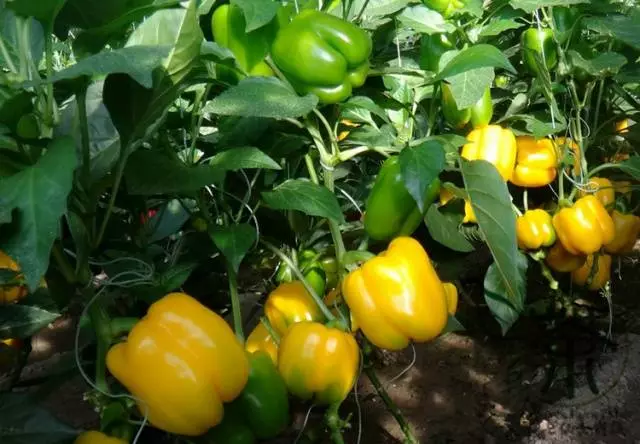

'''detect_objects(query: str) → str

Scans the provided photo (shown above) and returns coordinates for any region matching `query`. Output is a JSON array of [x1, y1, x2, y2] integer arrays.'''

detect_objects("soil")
[[4, 252, 640, 444]]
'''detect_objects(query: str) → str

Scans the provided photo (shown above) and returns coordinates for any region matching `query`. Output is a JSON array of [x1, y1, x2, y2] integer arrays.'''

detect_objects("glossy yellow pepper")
[[439, 188, 476, 223], [572, 254, 612, 291], [245, 321, 279, 365], [545, 242, 587, 273], [342, 237, 450, 350], [552, 196, 615, 255], [278, 322, 359, 405], [74, 431, 126, 444], [605, 211, 640, 254], [264, 281, 327, 336], [511, 136, 557, 187], [442, 282, 458, 315], [579, 177, 615, 210], [461, 125, 517, 181], [615, 118, 630, 134], [0, 251, 27, 304], [106, 293, 249, 436], [516, 209, 556, 250]]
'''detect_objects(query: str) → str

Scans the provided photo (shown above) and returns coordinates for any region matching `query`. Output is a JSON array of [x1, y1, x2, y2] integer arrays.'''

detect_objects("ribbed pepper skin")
[[579, 177, 615, 210], [461, 125, 517, 181], [516, 209, 556, 250], [0, 251, 27, 304], [545, 242, 586, 273], [521, 28, 558, 76], [511, 136, 558, 187], [342, 237, 450, 351], [271, 10, 372, 103], [442, 282, 458, 315], [552, 196, 615, 255], [106, 293, 249, 436], [264, 281, 327, 337], [245, 322, 278, 365], [364, 156, 441, 241], [74, 431, 126, 444], [572, 254, 612, 291], [278, 322, 359, 405], [605, 211, 640, 254], [441, 83, 493, 129]]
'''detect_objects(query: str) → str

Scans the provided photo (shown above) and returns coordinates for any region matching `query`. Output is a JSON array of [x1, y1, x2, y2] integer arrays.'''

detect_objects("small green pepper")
[[521, 28, 558, 76], [441, 83, 493, 129]]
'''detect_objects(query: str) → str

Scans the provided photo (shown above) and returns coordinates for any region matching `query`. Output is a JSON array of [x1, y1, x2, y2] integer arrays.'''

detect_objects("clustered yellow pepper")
[[264, 281, 327, 336], [461, 125, 517, 181], [552, 196, 615, 255], [545, 242, 586, 273], [605, 211, 640, 254], [106, 293, 249, 436], [342, 236, 453, 351], [245, 321, 279, 365], [572, 254, 612, 291], [511, 136, 558, 187], [74, 431, 126, 444], [516, 209, 556, 250], [579, 177, 615, 210]]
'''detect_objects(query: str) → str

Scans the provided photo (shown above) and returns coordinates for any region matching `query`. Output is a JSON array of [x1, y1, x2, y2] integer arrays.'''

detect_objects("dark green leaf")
[[425, 204, 475, 253], [210, 224, 256, 273], [502, 113, 567, 138], [0, 7, 44, 71], [617, 155, 640, 180], [484, 252, 528, 335], [585, 14, 640, 51], [262, 179, 345, 223], [509, 0, 587, 13], [0, 304, 60, 339], [445, 67, 494, 108], [5, 0, 67, 25], [124, 150, 223, 195], [615, 63, 640, 84], [398, 140, 445, 212], [204, 77, 318, 119], [437, 44, 517, 80], [210, 147, 281, 171], [231, 0, 280, 32], [147, 199, 191, 243], [568, 51, 627, 78], [159, 262, 197, 292], [460, 159, 522, 310], [0, 137, 77, 290], [479, 18, 524, 37], [397, 5, 455, 35]]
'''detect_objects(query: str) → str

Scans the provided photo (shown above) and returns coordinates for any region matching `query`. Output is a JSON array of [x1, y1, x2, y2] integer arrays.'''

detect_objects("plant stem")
[[226, 262, 244, 342], [354, 0, 370, 21], [43, 26, 56, 133], [325, 403, 346, 444], [76, 81, 92, 189], [260, 316, 280, 344], [338, 146, 370, 162], [87, 300, 111, 392], [323, 169, 347, 265], [305, 154, 320, 184], [52, 244, 76, 284], [523, 188, 529, 212], [364, 364, 418, 444], [260, 239, 335, 321], [94, 151, 129, 248]]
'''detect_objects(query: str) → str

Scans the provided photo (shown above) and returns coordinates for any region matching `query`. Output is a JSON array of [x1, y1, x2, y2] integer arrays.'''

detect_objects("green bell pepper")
[[419, 33, 454, 73], [208, 351, 290, 443], [364, 156, 441, 241], [441, 83, 493, 129], [211, 4, 289, 79], [271, 10, 372, 104], [275, 249, 327, 297], [422, 0, 465, 18], [521, 28, 558, 77]]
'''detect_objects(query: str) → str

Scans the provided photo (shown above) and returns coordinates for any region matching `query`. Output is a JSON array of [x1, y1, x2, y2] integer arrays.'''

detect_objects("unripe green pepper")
[[364, 156, 441, 241], [208, 351, 290, 443], [441, 83, 493, 129], [419, 33, 454, 73], [422, 0, 465, 18], [275, 249, 327, 298], [521, 28, 558, 76]]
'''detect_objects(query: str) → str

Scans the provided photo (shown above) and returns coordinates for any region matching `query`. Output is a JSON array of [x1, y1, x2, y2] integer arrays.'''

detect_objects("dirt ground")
[[6, 254, 640, 444]]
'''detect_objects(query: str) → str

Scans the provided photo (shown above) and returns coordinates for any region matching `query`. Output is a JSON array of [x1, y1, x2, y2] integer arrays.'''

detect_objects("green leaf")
[[0, 392, 79, 443], [484, 252, 528, 335], [159, 261, 197, 292], [436, 44, 517, 80], [147, 199, 191, 243], [124, 150, 223, 195], [584, 14, 640, 51], [0, 304, 60, 339], [568, 51, 627, 78], [262, 179, 345, 223], [396, 5, 455, 35], [204, 77, 319, 119], [231, 0, 280, 32], [0, 7, 44, 72], [5, 0, 67, 25], [398, 140, 445, 212], [617, 155, 640, 180], [55, 0, 156, 32], [460, 159, 523, 310], [29, 46, 172, 88], [445, 67, 494, 109], [210, 224, 256, 273], [425, 204, 475, 253], [502, 113, 567, 138], [615, 63, 640, 84], [479, 18, 524, 38], [509, 0, 587, 13], [209, 147, 281, 171], [0, 137, 78, 290], [442, 314, 465, 334]]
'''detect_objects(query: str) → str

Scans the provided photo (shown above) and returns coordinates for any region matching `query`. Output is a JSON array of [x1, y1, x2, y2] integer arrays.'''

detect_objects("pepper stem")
[[325, 403, 347, 444], [226, 262, 244, 342]]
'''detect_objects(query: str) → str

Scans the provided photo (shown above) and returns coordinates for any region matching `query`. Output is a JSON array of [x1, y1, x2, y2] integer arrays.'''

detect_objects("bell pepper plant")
[[521, 27, 558, 76], [441, 83, 493, 129], [605, 211, 640, 254], [511, 136, 558, 188], [516, 209, 556, 250], [461, 125, 517, 181]]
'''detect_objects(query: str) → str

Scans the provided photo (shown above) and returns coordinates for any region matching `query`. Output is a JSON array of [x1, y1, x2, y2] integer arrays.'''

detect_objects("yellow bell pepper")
[[552, 196, 615, 255], [264, 281, 327, 336], [545, 242, 587, 273], [278, 322, 359, 405], [510, 136, 558, 187], [572, 254, 612, 291], [106, 292, 249, 436], [442, 282, 458, 315], [74, 431, 126, 444], [516, 209, 556, 250], [439, 188, 476, 223], [605, 211, 640, 254], [579, 177, 615, 210], [342, 236, 450, 351], [555, 137, 581, 176], [324, 288, 358, 332], [0, 251, 27, 304], [461, 125, 517, 181], [615, 118, 630, 134], [245, 321, 279, 365]]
